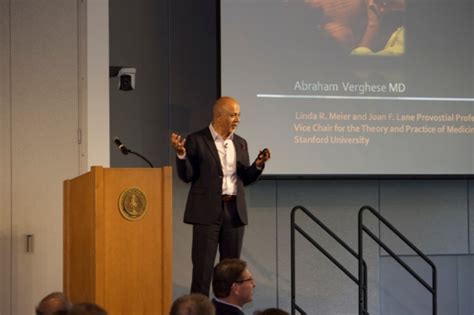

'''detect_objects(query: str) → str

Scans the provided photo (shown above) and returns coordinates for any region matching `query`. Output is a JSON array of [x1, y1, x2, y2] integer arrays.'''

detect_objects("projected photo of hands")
[[221, 0, 473, 175], [303, 0, 405, 56]]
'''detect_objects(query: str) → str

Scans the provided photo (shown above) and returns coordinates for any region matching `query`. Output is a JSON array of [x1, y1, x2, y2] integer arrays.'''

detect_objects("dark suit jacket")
[[212, 299, 244, 315], [176, 127, 262, 225]]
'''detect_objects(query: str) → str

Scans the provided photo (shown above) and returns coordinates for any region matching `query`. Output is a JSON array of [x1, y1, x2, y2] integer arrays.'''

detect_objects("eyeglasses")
[[235, 278, 254, 284]]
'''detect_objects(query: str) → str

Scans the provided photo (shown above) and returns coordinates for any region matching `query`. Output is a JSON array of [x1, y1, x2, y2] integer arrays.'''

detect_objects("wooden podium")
[[63, 166, 172, 315]]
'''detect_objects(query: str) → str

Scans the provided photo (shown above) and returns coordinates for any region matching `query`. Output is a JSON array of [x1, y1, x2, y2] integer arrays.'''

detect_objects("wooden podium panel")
[[64, 166, 172, 315]]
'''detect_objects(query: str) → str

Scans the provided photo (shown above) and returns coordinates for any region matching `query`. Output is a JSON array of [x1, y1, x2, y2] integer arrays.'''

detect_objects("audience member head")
[[68, 303, 107, 315], [212, 258, 256, 307], [36, 292, 72, 315], [253, 308, 289, 315], [170, 293, 215, 315]]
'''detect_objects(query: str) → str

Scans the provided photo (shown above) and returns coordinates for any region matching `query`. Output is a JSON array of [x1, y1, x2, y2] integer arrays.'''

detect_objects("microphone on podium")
[[113, 137, 154, 168], [114, 137, 130, 155]]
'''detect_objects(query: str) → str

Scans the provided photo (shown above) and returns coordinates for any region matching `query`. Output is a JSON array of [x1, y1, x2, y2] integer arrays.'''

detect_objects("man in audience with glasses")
[[212, 258, 256, 315]]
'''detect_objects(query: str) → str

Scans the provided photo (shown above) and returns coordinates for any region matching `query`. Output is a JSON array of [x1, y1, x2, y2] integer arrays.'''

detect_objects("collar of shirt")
[[214, 298, 242, 311], [209, 123, 234, 141]]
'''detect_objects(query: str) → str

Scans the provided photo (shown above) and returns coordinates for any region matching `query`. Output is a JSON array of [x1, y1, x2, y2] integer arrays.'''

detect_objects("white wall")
[[0, 1, 110, 314], [0, 0, 12, 313], [9, 0, 80, 313], [79, 0, 110, 173]]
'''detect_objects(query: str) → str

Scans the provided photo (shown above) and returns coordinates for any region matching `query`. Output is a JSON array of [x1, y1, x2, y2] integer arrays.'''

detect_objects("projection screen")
[[221, 0, 474, 175]]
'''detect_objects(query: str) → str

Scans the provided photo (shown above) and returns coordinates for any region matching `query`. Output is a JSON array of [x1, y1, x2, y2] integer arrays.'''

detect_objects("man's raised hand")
[[170, 132, 186, 156]]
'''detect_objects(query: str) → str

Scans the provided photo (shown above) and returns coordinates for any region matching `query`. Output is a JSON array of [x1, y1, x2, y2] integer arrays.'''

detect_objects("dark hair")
[[169, 293, 215, 315], [35, 292, 72, 315], [253, 308, 289, 315], [36, 311, 68, 315], [212, 259, 247, 298], [68, 303, 107, 315]]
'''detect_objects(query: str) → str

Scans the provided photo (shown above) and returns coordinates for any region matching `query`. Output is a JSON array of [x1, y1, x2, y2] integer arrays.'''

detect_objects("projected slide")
[[221, 0, 474, 175]]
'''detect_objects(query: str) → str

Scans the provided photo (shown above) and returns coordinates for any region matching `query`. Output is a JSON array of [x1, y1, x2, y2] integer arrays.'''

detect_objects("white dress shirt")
[[209, 123, 237, 196]]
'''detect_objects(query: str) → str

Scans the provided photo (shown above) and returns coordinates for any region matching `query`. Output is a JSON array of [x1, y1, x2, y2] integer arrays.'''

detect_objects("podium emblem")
[[119, 187, 147, 220]]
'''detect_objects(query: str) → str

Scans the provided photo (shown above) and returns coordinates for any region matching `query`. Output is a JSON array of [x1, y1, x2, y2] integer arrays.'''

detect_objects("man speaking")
[[170, 96, 271, 296]]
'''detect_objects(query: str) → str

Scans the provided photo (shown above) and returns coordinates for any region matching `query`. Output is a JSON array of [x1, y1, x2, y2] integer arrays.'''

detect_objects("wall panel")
[[109, 0, 169, 169], [0, 0, 12, 313], [241, 180, 278, 314], [469, 180, 473, 254], [458, 255, 474, 315], [10, 0, 79, 313], [276, 180, 380, 315], [380, 180, 468, 255], [380, 255, 458, 315]]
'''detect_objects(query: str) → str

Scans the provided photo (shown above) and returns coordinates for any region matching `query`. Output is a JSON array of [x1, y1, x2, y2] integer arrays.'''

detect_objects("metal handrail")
[[291, 206, 368, 315], [358, 205, 437, 315]]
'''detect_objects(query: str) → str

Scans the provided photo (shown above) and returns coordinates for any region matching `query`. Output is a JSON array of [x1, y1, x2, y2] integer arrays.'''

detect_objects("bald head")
[[212, 96, 238, 118], [211, 96, 240, 138], [36, 292, 71, 315]]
